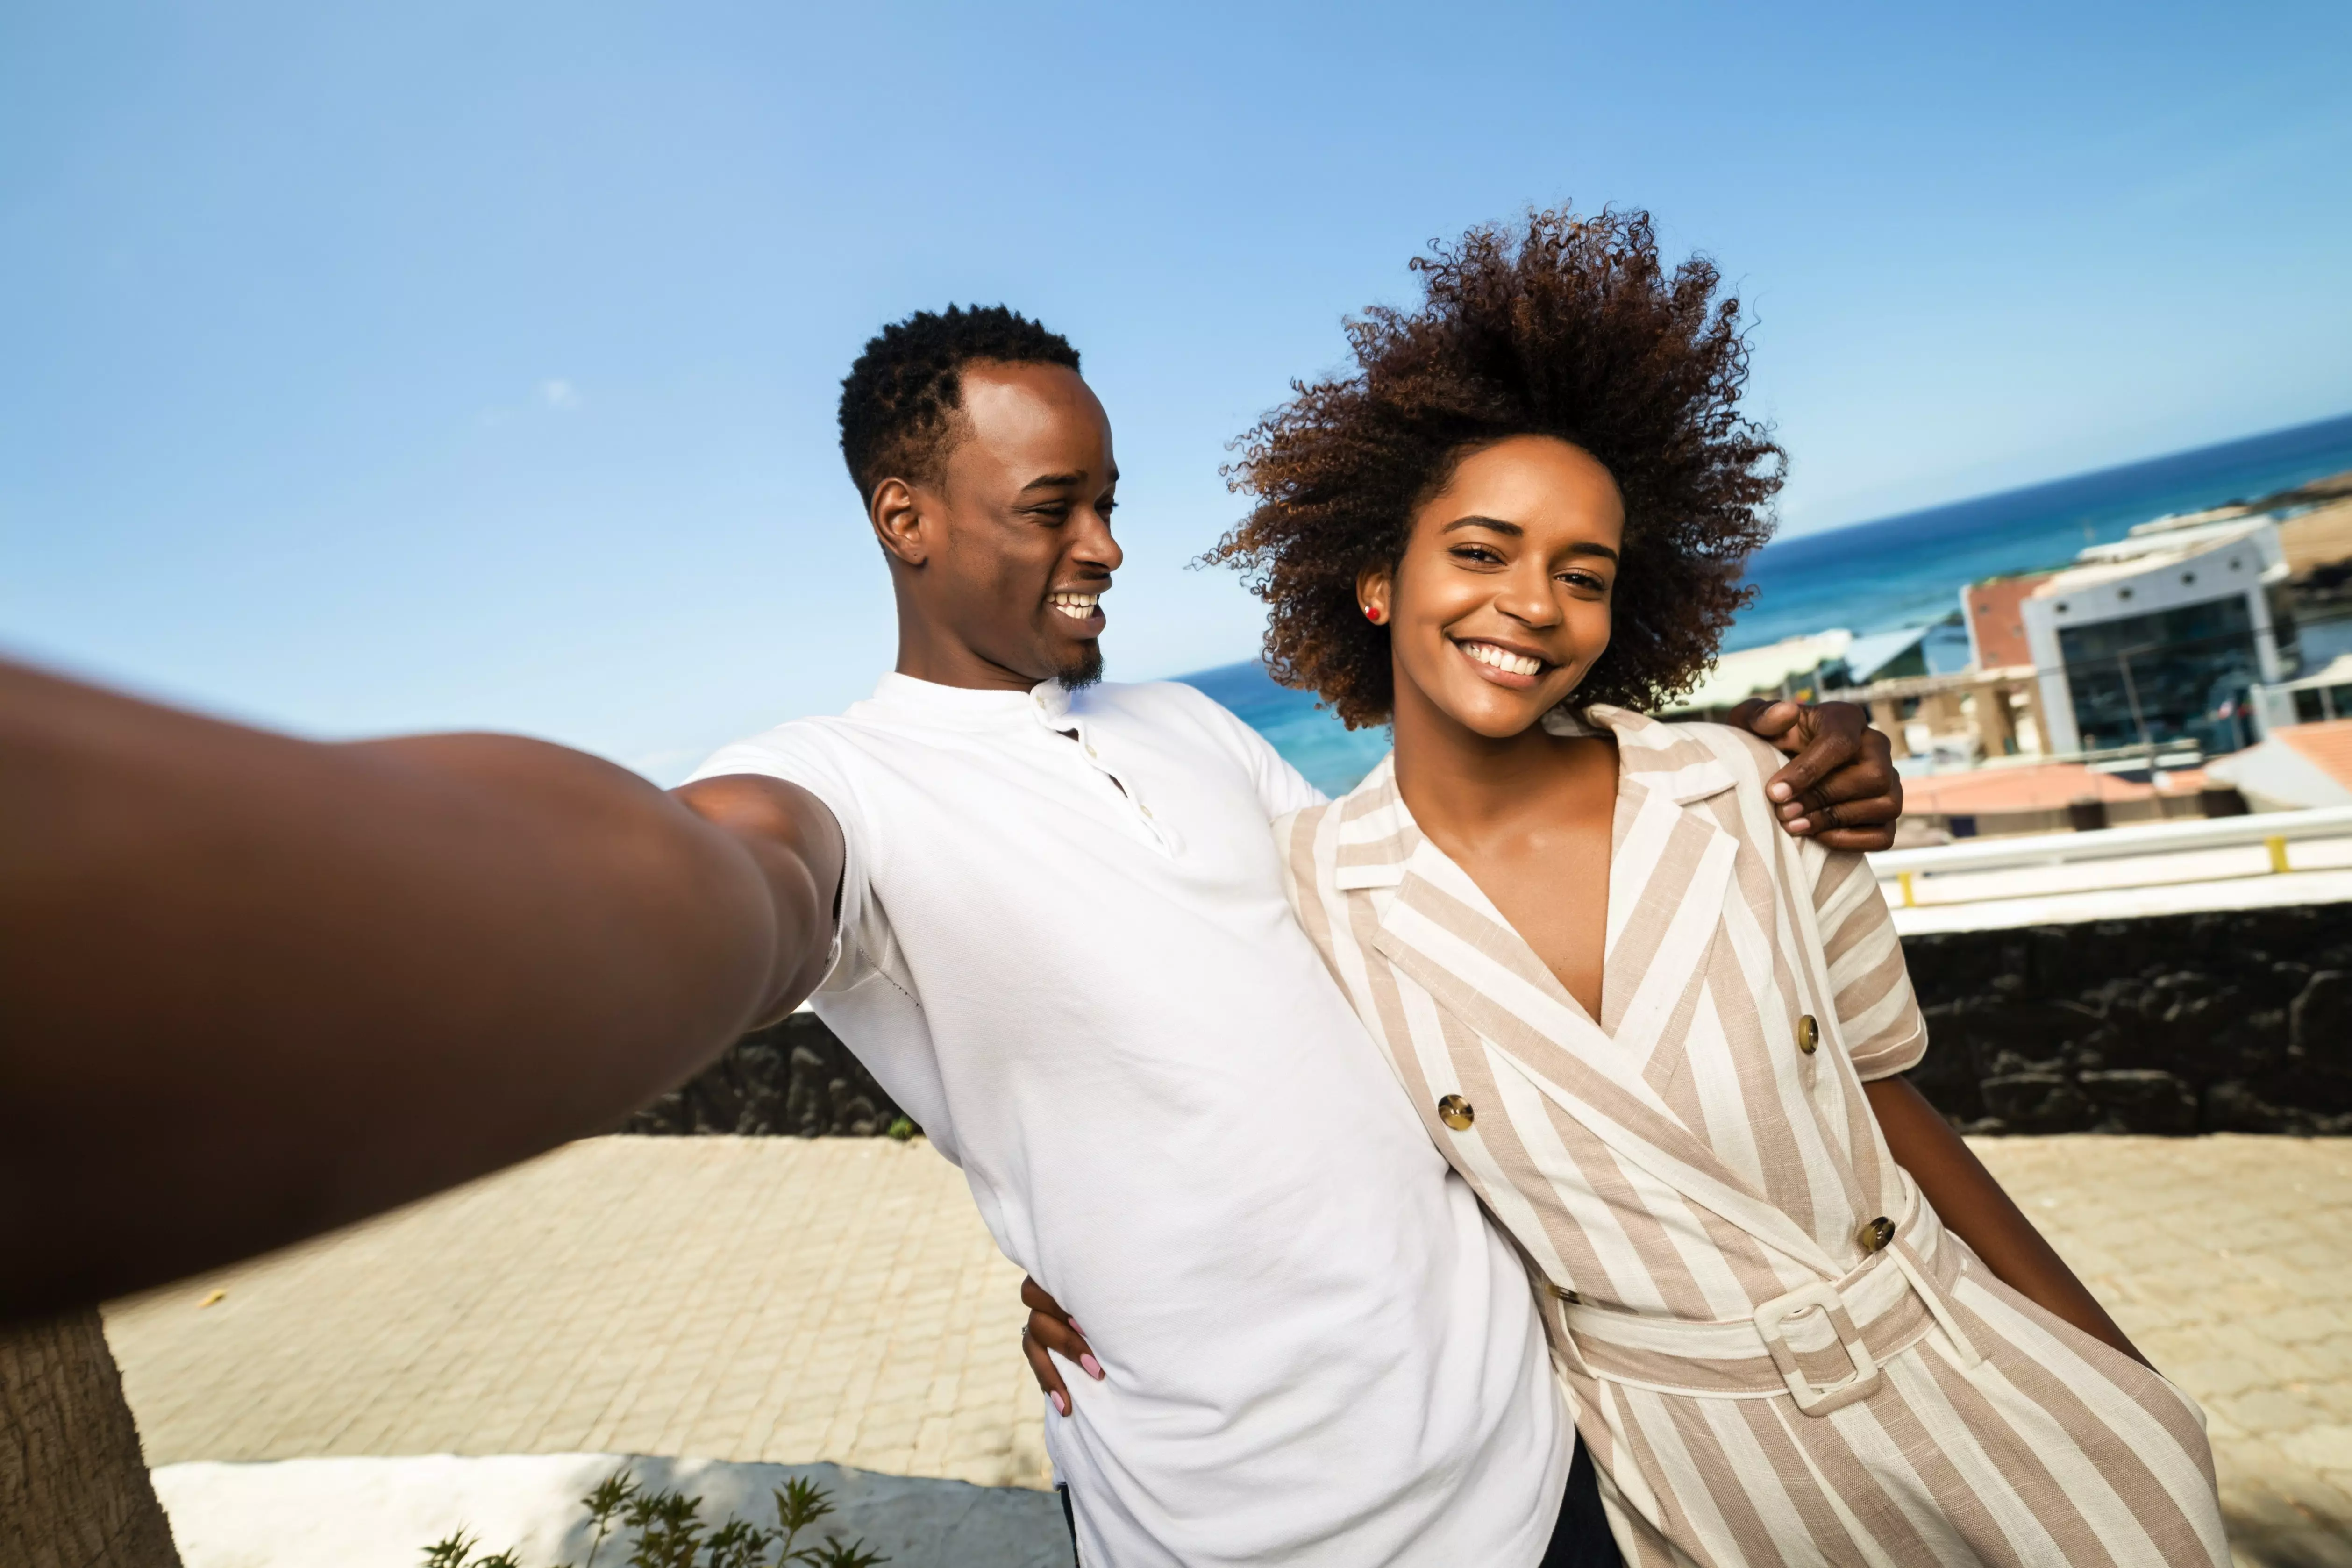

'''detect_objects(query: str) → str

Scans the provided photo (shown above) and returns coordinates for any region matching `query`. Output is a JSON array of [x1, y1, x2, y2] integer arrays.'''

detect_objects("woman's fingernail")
[[1787, 818, 1810, 834], [1052, 1391, 1069, 1416], [1067, 1319, 1083, 1337], [1768, 782, 1792, 802], [1081, 1354, 1105, 1381]]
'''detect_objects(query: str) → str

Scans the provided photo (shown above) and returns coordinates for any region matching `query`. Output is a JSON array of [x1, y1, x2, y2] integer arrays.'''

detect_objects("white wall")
[[2021, 524, 2283, 754]]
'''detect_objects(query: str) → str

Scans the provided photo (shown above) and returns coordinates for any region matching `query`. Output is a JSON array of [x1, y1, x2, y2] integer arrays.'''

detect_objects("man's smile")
[[1048, 590, 1106, 629]]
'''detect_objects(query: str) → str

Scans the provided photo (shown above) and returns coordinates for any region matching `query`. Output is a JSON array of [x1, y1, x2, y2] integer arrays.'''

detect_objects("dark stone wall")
[[620, 1013, 911, 1138], [1901, 904, 2352, 1135], [627, 903, 2352, 1139]]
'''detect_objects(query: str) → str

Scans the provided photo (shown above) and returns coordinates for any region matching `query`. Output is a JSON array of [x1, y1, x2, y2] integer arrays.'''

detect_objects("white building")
[[2020, 518, 2295, 756]]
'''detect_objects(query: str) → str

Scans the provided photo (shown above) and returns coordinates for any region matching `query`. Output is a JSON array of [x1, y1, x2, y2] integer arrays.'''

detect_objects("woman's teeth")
[[1049, 593, 1101, 620], [1459, 640, 1545, 677]]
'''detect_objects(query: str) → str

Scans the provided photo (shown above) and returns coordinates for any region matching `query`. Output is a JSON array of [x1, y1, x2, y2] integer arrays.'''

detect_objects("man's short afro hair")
[[837, 305, 1081, 505]]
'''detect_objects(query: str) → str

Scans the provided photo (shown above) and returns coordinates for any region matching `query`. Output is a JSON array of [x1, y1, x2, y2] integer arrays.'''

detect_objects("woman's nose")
[[1496, 565, 1562, 625]]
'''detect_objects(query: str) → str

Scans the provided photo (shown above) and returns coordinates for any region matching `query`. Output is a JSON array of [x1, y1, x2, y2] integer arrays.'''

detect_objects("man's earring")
[[1364, 603, 1384, 624]]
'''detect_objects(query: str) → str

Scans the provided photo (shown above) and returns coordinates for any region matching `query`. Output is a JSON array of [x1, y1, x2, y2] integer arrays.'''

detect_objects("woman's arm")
[[1865, 1075, 2150, 1367]]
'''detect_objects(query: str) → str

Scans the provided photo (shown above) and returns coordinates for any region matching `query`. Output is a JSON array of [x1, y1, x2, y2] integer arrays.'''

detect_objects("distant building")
[[1836, 626, 1932, 686], [2021, 519, 2296, 756], [1961, 572, 2055, 673], [1665, 629, 1854, 718], [2205, 716, 2352, 811], [2252, 651, 2352, 730]]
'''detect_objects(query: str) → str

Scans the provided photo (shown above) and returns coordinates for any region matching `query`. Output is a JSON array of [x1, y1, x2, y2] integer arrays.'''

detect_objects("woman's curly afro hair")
[[1206, 207, 1784, 728]]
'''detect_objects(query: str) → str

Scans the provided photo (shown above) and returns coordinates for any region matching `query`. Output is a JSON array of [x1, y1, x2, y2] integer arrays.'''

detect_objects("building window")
[[2058, 595, 2260, 754], [2296, 688, 2327, 724]]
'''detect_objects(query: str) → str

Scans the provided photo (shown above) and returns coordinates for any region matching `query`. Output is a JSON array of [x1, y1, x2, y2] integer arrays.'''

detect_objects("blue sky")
[[5, 2, 2348, 779]]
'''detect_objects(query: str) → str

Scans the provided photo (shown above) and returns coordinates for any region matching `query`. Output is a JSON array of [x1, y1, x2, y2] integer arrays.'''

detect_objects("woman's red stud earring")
[[1364, 604, 1383, 624]]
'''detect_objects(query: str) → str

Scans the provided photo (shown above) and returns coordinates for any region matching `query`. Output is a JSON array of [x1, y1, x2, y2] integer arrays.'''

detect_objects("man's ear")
[[870, 478, 930, 567], [1355, 564, 1393, 623]]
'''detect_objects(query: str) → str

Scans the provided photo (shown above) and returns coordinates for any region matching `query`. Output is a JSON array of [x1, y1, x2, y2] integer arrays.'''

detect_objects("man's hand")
[[1725, 698, 1903, 852], [1019, 1275, 1103, 1417]]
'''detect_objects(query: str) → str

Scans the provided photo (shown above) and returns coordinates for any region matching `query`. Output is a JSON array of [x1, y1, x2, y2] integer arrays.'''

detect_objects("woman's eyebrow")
[[1439, 516, 1618, 561]]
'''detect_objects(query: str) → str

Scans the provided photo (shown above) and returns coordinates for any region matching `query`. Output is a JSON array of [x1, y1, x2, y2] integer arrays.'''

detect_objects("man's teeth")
[[1049, 593, 1101, 620], [1461, 641, 1544, 677]]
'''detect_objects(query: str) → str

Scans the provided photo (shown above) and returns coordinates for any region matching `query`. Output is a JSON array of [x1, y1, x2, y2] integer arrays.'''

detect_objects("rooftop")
[[1901, 758, 2213, 815], [1674, 628, 1852, 710], [2280, 718, 2352, 791], [2033, 520, 2272, 596]]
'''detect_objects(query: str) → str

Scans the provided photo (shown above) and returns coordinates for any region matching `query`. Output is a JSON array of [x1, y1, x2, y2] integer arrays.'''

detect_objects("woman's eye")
[[1451, 545, 1503, 564]]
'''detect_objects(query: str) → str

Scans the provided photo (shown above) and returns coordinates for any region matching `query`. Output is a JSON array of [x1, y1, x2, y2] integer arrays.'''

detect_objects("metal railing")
[[1867, 805, 2352, 908]]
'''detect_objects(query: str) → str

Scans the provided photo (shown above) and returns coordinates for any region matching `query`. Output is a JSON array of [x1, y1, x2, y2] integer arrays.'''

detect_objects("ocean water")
[[1731, 411, 2352, 651], [1179, 411, 2352, 795]]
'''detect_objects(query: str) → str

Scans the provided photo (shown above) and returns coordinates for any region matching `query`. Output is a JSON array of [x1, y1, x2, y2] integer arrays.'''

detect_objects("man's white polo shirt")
[[688, 673, 1566, 1568]]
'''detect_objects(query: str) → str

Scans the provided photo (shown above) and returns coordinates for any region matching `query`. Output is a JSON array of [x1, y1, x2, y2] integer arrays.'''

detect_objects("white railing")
[[1868, 805, 2352, 908]]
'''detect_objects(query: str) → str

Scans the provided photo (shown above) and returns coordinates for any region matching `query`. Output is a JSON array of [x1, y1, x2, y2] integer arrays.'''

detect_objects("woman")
[[1210, 210, 2227, 1566]]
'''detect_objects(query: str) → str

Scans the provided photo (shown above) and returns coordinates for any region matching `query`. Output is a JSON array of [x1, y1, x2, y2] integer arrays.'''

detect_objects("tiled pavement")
[[107, 1134, 2352, 1564], [1969, 1136, 2352, 1566], [107, 1138, 1051, 1491]]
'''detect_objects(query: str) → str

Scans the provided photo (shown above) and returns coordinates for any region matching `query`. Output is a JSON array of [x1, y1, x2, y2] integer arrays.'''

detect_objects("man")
[[672, 307, 1899, 1565], [0, 306, 1898, 1564]]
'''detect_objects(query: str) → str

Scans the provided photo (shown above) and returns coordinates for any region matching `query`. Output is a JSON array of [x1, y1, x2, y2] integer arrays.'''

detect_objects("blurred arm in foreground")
[[0, 656, 841, 1321]]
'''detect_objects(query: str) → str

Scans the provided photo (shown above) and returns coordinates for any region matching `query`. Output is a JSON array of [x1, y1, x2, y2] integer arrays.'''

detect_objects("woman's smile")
[[1450, 635, 1552, 688]]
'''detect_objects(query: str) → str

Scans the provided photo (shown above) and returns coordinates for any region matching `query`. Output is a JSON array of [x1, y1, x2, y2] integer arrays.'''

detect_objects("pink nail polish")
[[1052, 1391, 1069, 1416], [1081, 1354, 1105, 1381], [1067, 1319, 1084, 1337]]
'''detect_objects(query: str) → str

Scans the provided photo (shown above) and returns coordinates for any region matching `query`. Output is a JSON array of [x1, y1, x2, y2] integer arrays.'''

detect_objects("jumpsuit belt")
[[1554, 1190, 1985, 1417]]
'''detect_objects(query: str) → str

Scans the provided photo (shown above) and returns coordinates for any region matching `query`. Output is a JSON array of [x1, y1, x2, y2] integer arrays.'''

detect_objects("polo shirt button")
[[1437, 1094, 1475, 1131], [1085, 744, 1098, 757], [1139, 805, 1154, 819], [1796, 1014, 1820, 1055]]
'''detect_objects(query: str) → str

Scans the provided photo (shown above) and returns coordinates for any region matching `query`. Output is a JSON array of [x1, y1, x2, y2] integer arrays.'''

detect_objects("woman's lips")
[[1452, 636, 1547, 690]]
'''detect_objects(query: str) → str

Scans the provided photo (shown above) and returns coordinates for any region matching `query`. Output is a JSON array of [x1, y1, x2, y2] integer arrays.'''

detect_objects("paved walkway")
[[107, 1138, 1049, 1490], [107, 1134, 2352, 1564]]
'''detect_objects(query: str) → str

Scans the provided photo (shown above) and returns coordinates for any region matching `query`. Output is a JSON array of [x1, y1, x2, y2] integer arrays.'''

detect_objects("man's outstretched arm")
[[0, 657, 840, 1320]]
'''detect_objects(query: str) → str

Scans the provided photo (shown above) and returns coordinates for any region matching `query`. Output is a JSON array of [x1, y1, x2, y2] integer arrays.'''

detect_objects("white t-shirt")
[[688, 673, 1567, 1568]]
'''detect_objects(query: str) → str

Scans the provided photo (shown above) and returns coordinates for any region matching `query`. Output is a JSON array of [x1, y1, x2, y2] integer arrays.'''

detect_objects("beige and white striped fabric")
[[1274, 706, 2227, 1568]]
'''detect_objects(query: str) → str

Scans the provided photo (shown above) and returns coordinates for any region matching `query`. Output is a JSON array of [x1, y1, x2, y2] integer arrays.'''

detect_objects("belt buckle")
[[1753, 1280, 1882, 1416]]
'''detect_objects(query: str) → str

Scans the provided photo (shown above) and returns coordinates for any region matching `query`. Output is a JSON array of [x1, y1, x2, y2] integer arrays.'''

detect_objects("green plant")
[[883, 1117, 916, 1142], [581, 1472, 641, 1568], [623, 1487, 706, 1568], [769, 1477, 834, 1563], [414, 1470, 885, 1568]]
